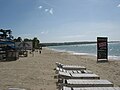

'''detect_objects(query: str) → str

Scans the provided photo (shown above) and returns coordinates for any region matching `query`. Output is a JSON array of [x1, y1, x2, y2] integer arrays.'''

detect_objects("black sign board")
[[97, 37, 108, 62]]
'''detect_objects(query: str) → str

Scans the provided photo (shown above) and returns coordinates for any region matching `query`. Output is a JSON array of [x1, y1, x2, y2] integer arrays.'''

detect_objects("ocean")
[[48, 42, 120, 60]]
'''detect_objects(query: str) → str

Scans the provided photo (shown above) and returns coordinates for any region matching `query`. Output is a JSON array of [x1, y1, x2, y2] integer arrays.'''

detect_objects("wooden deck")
[[63, 79, 113, 87]]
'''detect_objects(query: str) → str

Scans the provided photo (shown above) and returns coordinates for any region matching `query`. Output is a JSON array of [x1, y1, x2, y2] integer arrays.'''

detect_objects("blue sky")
[[0, 0, 120, 43]]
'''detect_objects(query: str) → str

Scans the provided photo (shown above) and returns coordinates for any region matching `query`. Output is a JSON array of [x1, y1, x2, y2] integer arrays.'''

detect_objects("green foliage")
[[32, 37, 40, 49], [14, 37, 22, 42], [24, 38, 32, 42]]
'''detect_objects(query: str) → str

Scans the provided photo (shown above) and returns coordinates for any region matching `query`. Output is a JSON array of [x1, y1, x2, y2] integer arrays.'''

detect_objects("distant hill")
[[40, 41, 120, 47], [40, 41, 96, 47]]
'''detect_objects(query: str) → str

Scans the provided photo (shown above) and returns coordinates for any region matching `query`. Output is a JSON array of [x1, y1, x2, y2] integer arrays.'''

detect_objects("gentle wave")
[[48, 43, 120, 60], [72, 52, 96, 56]]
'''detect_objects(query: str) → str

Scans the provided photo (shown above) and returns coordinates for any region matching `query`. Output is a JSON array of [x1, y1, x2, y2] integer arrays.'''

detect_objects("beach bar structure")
[[6, 50, 19, 60], [15, 41, 33, 57], [0, 41, 19, 60], [0, 29, 19, 61]]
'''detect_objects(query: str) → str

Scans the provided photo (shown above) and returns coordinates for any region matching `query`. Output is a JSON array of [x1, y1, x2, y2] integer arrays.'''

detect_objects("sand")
[[0, 47, 120, 90]]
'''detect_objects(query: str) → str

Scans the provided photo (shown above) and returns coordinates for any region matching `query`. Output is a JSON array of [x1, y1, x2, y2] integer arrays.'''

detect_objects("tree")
[[24, 38, 32, 42], [17, 37, 22, 42], [14, 37, 22, 42], [32, 37, 40, 49]]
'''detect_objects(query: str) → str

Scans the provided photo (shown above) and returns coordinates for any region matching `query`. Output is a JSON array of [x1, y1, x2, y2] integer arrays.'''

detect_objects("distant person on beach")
[[32, 48, 35, 56], [39, 46, 42, 54], [39, 50, 41, 54]]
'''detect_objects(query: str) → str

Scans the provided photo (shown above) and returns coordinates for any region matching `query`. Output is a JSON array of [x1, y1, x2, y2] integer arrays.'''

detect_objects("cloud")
[[117, 4, 120, 7], [49, 8, 53, 15], [38, 5, 54, 15], [41, 31, 48, 35], [44, 8, 54, 15], [38, 6, 43, 9], [45, 9, 49, 12]]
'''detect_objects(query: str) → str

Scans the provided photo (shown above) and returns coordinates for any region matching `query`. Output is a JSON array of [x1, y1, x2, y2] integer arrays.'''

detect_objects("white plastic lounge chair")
[[62, 65, 86, 70], [58, 71, 100, 83], [61, 86, 120, 90], [55, 62, 86, 70], [58, 72, 100, 79], [62, 79, 113, 87], [55, 67, 93, 74]]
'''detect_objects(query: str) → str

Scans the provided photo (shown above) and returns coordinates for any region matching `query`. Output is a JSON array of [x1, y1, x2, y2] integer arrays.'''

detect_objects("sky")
[[0, 0, 120, 43]]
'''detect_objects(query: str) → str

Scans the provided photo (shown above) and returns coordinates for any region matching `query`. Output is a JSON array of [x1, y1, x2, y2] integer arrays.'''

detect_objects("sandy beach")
[[0, 47, 120, 90]]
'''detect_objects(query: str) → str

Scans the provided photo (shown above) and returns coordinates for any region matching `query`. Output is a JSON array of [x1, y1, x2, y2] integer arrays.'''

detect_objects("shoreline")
[[0, 47, 119, 90], [48, 47, 120, 61]]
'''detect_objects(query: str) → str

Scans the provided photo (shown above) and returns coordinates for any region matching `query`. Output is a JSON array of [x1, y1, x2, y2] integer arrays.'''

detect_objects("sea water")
[[48, 42, 120, 60]]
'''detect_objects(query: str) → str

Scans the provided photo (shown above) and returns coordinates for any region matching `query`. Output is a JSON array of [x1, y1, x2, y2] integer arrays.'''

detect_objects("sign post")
[[97, 37, 108, 62]]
